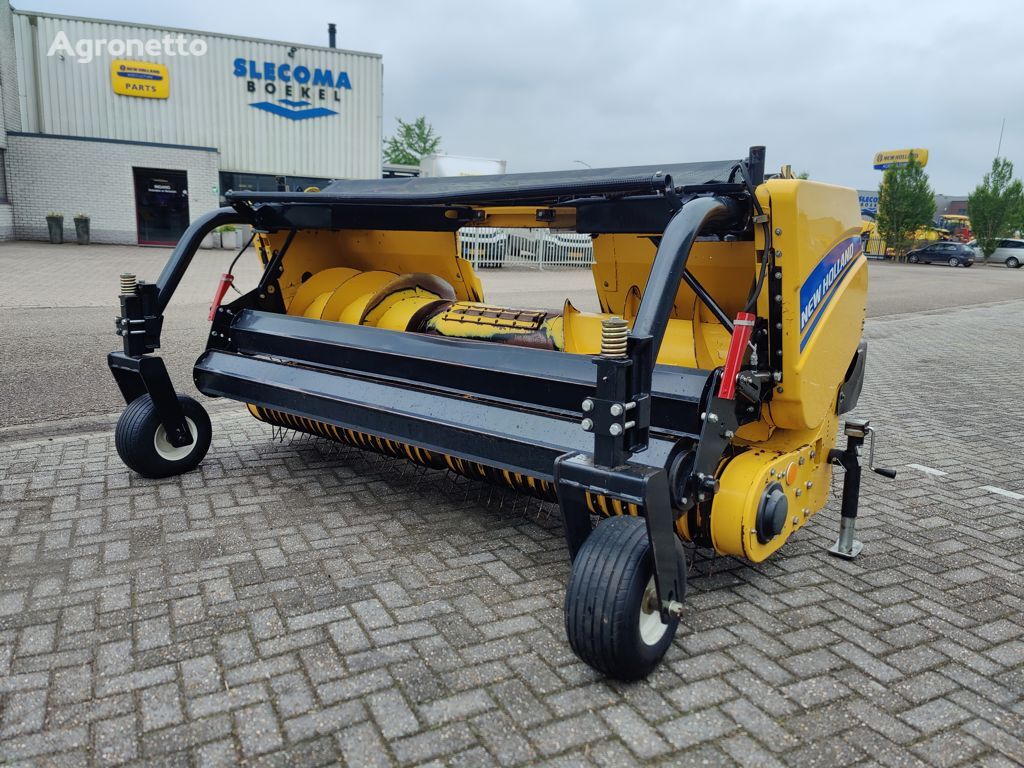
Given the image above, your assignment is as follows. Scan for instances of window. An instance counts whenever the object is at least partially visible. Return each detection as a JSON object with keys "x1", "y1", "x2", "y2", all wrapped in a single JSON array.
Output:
[
  {"x1": 219, "y1": 171, "x2": 332, "y2": 202},
  {"x1": 0, "y1": 149, "x2": 8, "y2": 203}
]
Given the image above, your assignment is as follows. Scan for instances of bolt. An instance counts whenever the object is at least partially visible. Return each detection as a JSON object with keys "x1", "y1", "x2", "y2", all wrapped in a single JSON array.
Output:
[
  {"x1": 806, "y1": 481, "x2": 813, "y2": 489},
  {"x1": 792, "y1": 517, "x2": 799, "y2": 526},
  {"x1": 772, "y1": 371, "x2": 782, "y2": 382},
  {"x1": 776, "y1": 386, "x2": 784, "y2": 393},
  {"x1": 581, "y1": 418, "x2": 593, "y2": 431},
  {"x1": 774, "y1": 294, "x2": 782, "y2": 303},
  {"x1": 775, "y1": 250, "x2": 782, "y2": 258},
  {"x1": 609, "y1": 423, "x2": 623, "y2": 436},
  {"x1": 610, "y1": 403, "x2": 623, "y2": 416},
  {"x1": 769, "y1": 468, "x2": 776, "y2": 476},
  {"x1": 708, "y1": 413, "x2": 719, "y2": 424},
  {"x1": 666, "y1": 601, "x2": 685, "y2": 618},
  {"x1": 774, "y1": 227, "x2": 782, "y2": 236},
  {"x1": 809, "y1": 450, "x2": 816, "y2": 459},
  {"x1": 724, "y1": 429, "x2": 734, "y2": 439},
  {"x1": 795, "y1": 488, "x2": 802, "y2": 497},
  {"x1": 798, "y1": 456, "x2": 805, "y2": 465},
  {"x1": 582, "y1": 398, "x2": 594, "y2": 412},
  {"x1": 774, "y1": 271, "x2": 782, "y2": 279}
]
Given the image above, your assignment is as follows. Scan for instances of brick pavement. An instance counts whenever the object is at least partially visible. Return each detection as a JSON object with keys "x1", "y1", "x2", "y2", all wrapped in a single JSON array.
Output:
[{"x1": 1, "y1": 300, "x2": 1022, "y2": 766}]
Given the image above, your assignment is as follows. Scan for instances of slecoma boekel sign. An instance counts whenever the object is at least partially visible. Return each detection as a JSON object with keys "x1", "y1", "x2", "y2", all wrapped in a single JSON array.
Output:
[{"x1": 233, "y1": 58, "x2": 352, "y2": 121}]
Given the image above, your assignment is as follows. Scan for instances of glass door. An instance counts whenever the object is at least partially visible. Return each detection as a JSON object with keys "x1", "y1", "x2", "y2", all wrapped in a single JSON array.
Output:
[{"x1": 134, "y1": 168, "x2": 189, "y2": 245}]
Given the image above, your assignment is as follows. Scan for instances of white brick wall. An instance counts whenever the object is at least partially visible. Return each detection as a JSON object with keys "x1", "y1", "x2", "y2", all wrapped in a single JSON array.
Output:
[
  {"x1": 0, "y1": 202, "x2": 13, "y2": 240},
  {"x1": 6, "y1": 134, "x2": 220, "y2": 244}
]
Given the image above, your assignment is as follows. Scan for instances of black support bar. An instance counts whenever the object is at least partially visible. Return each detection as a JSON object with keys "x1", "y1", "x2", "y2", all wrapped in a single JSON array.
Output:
[{"x1": 155, "y1": 207, "x2": 247, "y2": 313}]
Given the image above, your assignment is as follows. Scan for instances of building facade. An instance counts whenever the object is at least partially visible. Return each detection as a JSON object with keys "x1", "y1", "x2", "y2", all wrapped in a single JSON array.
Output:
[{"x1": 0, "y1": 6, "x2": 382, "y2": 244}]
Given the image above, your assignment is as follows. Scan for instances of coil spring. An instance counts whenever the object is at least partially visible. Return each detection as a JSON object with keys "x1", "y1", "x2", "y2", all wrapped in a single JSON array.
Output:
[
  {"x1": 120, "y1": 273, "x2": 138, "y2": 295},
  {"x1": 600, "y1": 315, "x2": 629, "y2": 358}
]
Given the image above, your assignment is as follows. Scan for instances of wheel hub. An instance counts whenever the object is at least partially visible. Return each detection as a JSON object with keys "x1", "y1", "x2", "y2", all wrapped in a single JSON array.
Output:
[
  {"x1": 639, "y1": 576, "x2": 669, "y2": 646},
  {"x1": 153, "y1": 418, "x2": 198, "y2": 461}
]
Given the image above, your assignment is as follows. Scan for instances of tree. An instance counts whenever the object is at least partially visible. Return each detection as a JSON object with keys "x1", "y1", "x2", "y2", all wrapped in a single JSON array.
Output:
[
  {"x1": 876, "y1": 156, "x2": 935, "y2": 259},
  {"x1": 967, "y1": 157, "x2": 1024, "y2": 261},
  {"x1": 383, "y1": 116, "x2": 441, "y2": 166}
]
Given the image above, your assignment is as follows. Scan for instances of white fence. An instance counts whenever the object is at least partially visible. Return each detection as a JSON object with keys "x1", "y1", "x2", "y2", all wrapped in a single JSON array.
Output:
[{"x1": 458, "y1": 228, "x2": 594, "y2": 269}]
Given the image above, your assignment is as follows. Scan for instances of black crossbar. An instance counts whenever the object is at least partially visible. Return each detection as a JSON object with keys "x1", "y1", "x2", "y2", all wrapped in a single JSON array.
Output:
[{"x1": 225, "y1": 310, "x2": 710, "y2": 437}]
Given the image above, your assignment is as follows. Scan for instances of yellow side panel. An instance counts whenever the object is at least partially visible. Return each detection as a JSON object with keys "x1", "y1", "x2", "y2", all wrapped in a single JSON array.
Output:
[
  {"x1": 758, "y1": 180, "x2": 866, "y2": 430},
  {"x1": 262, "y1": 229, "x2": 483, "y2": 307},
  {"x1": 592, "y1": 236, "x2": 755, "y2": 324}
]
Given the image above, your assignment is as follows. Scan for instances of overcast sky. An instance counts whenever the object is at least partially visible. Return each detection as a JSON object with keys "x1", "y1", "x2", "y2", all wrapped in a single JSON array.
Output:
[{"x1": 14, "y1": 0, "x2": 1021, "y2": 193}]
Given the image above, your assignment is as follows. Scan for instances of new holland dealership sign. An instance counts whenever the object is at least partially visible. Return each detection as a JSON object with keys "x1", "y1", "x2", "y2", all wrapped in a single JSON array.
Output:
[
  {"x1": 110, "y1": 60, "x2": 169, "y2": 98},
  {"x1": 234, "y1": 57, "x2": 351, "y2": 120},
  {"x1": 872, "y1": 148, "x2": 929, "y2": 170}
]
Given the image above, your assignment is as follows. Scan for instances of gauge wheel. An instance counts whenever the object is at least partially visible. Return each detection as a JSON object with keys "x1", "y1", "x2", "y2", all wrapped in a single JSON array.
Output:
[
  {"x1": 564, "y1": 515, "x2": 686, "y2": 680},
  {"x1": 115, "y1": 394, "x2": 212, "y2": 478}
]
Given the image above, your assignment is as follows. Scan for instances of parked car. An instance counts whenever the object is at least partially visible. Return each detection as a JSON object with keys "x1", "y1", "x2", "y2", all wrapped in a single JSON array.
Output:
[
  {"x1": 967, "y1": 238, "x2": 1024, "y2": 268},
  {"x1": 905, "y1": 241, "x2": 975, "y2": 267}
]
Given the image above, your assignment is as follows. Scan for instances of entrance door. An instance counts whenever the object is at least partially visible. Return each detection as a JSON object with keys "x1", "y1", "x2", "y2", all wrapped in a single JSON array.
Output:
[{"x1": 133, "y1": 168, "x2": 189, "y2": 245}]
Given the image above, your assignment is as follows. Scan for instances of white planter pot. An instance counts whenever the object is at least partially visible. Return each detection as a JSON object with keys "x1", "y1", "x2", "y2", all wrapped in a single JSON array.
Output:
[
  {"x1": 200, "y1": 233, "x2": 214, "y2": 250},
  {"x1": 221, "y1": 230, "x2": 236, "y2": 250}
]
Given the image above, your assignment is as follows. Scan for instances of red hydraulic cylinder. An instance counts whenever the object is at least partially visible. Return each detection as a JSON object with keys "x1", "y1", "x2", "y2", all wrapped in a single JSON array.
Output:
[
  {"x1": 717, "y1": 311, "x2": 756, "y2": 400},
  {"x1": 208, "y1": 273, "x2": 234, "y2": 321}
]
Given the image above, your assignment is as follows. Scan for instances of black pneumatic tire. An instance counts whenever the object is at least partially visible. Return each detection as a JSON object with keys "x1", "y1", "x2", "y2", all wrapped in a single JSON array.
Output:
[
  {"x1": 115, "y1": 394, "x2": 212, "y2": 478},
  {"x1": 565, "y1": 515, "x2": 686, "y2": 680}
]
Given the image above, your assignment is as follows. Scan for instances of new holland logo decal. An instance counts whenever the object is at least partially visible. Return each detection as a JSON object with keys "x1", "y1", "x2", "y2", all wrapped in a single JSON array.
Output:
[{"x1": 249, "y1": 98, "x2": 337, "y2": 121}]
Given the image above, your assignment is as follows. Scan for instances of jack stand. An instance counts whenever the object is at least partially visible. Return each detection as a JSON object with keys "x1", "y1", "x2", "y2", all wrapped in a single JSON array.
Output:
[{"x1": 827, "y1": 419, "x2": 896, "y2": 560}]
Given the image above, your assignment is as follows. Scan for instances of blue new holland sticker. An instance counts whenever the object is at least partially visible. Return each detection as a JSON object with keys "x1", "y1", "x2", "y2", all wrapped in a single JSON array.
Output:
[{"x1": 799, "y1": 235, "x2": 862, "y2": 350}]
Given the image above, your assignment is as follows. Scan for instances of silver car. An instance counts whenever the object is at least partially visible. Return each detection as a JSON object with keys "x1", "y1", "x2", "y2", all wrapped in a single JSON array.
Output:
[{"x1": 970, "y1": 238, "x2": 1024, "y2": 268}]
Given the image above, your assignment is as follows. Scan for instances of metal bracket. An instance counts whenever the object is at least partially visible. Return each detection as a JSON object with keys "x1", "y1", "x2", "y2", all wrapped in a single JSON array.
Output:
[
  {"x1": 554, "y1": 452, "x2": 685, "y2": 620},
  {"x1": 116, "y1": 281, "x2": 163, "y2": 356},
  {"x1": 107, "y1": 352, "x2": 192, "y2": 448}
]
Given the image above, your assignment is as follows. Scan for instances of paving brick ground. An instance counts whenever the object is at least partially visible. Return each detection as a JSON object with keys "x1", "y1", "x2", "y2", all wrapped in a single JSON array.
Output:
[{"x1": 1, "y1": 299, "x2": 1022, "y2": 766}]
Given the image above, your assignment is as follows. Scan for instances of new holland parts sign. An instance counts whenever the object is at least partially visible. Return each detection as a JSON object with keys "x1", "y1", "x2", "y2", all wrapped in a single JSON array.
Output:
[
  {"x1": 234, "y1": 58, "x2": 352, "y2": 121},
  {"x1": 110, "y1": 60, "x2": 170, "y2": 99}
]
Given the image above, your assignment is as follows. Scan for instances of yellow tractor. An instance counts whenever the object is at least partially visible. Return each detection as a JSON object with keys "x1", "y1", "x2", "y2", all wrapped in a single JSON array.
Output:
[{"x1": 108, "y1": 147, "x2": 893, "y2": 679}]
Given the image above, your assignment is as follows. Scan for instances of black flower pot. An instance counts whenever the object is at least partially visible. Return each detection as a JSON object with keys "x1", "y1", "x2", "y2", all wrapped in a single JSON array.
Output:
[
  {"x1": 74, "y1": 217, "x2": 91, "y2": 245},
  {"x1": 46, "y1": 216, "x2": 64, "y2": 244}
]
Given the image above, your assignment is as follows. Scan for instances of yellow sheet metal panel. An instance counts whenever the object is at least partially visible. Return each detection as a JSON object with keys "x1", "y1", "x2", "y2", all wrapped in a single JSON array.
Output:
[
  {"x1": 594, "y1": 237, "x2": 753, "y2": 322},
  {"x1": 760, "y1": 179, "x2": 866, "y2": 431},
  {"x1": 266, "y1": 229, "x2": 481, "y2": 305},
  {"x1": 110, "y1": 60, "x2": 169, "y2": 99}
]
